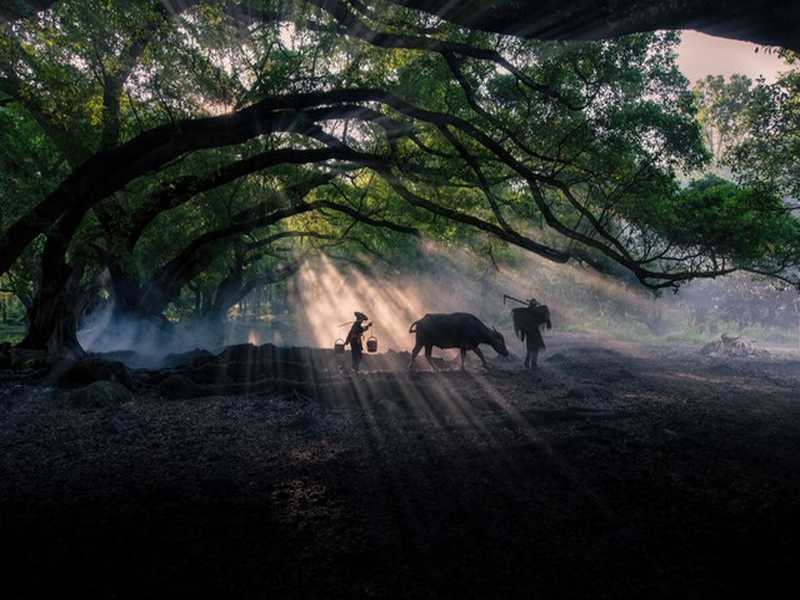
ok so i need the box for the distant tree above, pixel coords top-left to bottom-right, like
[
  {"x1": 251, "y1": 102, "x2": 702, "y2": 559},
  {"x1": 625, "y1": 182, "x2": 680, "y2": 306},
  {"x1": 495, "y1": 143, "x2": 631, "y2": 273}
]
[
  {"x1": 693, "y1": 74, "x2": 754, "y2": 166},
  {"x1": 728, "y1": 51, "x2": 800, "y2": 203}
]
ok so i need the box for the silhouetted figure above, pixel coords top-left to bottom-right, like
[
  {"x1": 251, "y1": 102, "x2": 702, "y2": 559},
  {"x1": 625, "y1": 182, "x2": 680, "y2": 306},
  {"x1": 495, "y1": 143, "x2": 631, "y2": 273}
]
[
  {"x1": 512, "y1": 298, "x2": 552, "y2": 369},
  {"x1": 345, "y1": 311, "x2": 372, "y2": 373}
]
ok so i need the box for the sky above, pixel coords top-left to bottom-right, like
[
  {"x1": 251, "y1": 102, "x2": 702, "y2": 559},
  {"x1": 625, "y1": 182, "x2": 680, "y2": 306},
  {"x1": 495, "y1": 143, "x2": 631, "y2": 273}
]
[{"x1": 677, "y1": 30, "x2": 786, "y2": 85}]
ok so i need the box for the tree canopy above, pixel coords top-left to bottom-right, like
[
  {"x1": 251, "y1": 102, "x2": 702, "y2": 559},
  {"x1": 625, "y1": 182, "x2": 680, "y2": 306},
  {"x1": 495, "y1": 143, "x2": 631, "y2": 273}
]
[{"x1": 1, "y1": 0, "x2": 799, "y2": 354}]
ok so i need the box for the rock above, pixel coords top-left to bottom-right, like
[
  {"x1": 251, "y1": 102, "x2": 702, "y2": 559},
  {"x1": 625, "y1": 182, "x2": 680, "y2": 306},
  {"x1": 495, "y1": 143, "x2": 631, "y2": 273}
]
[
  {"x1": 217, "y1": 343, "x2": 260, "y2": 365},
  {"x1": 55, "y1": 357, "x2": 135, "y2": 389},
  {"x1": 166, "y1": 364, "x2": 232, "y2": 384},
  {"x1": 161, "y1": 348, "x2": 216, "y2": 369},
  {"x1": 98, "y1": 350, "x2": 155, "y2": 369},
  {"x1": 699, "y1": 335, "x2": 770, "y2": 359},
  {"x1": 69, "y1": 381, "x2": 132, "y2": 408},
  {"x1": 160, "y1": 374, "x2": 203, "y2": 399}
]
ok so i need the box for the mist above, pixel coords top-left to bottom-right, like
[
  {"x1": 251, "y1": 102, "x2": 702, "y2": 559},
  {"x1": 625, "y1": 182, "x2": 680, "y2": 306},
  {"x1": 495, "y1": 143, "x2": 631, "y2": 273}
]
[
  {"x1": 77, "y1": 301, "x2": 225, "y2": 368},
  {"x1": 76, "y1": 239, "x2": 800, "y2": 368}
]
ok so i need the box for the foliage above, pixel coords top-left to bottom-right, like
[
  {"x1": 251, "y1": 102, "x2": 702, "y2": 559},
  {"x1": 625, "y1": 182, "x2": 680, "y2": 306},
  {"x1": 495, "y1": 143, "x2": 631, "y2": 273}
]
[
  {"x1": 693, "y1": 74, "x2": 754, "y2": 165},
  {"x1": 726, "y1": 54, "x2": 800, "y2": 203},
  {"x1": 636, "y1": 175, "x2": 800, "y2": 268},
  {"x1": 0, "y1": 0, "x2": 799, "y2": 352}
]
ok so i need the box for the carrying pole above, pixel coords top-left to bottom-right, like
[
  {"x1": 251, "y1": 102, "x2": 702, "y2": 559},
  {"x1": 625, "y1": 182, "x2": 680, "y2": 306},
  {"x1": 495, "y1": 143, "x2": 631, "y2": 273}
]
[{"x1": 503, "y1": 294, "x2": 528, "y2": 306}]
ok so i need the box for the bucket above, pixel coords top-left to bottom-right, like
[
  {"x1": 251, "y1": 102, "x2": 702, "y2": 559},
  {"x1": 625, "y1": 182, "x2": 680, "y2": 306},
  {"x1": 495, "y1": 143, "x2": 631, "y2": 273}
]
[
  {"x1": 366, "y1": 336, "x2": 378, "y2": 353},
  {"x1": 334, "y1": 338, "x2": 345, "y2": 353}
]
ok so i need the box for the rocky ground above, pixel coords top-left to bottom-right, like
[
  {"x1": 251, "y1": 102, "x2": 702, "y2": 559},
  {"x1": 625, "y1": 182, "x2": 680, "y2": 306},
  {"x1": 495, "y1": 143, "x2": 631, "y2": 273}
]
[{"x1": 1, "y1": 333, "x2": 800, "y2": 598}]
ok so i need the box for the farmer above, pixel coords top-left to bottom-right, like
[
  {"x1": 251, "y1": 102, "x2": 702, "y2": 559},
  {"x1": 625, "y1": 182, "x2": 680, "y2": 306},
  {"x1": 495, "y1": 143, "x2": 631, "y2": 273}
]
[
  {"x1": 345, "y1": 311, "x2": 372, "y2": 373},
  {"x1": 511, "y1": 298, "x2": 552, "y2": 369}
]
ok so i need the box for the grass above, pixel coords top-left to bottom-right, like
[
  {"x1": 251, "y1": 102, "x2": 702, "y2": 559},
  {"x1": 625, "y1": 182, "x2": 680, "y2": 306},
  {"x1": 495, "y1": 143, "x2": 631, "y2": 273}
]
[{"x1": 558, "y1": 307, "x2": 800, "y2": 352}]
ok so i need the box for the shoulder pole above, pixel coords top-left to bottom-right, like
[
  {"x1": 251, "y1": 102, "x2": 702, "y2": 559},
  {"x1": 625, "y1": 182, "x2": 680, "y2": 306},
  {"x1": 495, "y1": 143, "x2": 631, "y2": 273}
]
[{"x1": 503, "y1": 294, "x2": 528, "y2": 306}]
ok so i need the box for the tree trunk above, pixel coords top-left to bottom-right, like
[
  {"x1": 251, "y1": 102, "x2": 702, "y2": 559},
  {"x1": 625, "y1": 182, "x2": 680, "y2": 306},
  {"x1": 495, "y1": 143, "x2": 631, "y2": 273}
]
[
  {"x1": 16, "y1": 207, "x2": 91, "y2": 358},
  {"x1": 17, "y1": 262, "x2": 83, "y2": 358},
  {"x1": 106, "y1": 259, "x2": 147, "y2": 322},
  {"x1": 255, "y1": 287, "x2": 261, "y2": 318},
  {"x1": 198, "y1": 266, "x2": 247, "y2": 346},
  {"x1": 196, "y1": 312, "x2": 228, "y2": 348}
]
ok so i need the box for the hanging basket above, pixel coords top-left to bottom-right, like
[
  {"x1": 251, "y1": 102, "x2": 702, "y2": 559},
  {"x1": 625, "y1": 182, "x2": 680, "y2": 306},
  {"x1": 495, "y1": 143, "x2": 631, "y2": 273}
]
[
  {"x1": 366, "y1": 336, "x2": 378, "y2": 353},
  {"x1": 334, "y1": 338, "x2": 345, "y2": 353}
]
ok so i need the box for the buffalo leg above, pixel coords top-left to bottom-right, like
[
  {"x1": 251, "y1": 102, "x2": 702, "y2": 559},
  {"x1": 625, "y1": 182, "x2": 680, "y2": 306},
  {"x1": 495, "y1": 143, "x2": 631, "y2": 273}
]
[
  {"x1": 409, "y1": 343, "x2": 423, "y2": 369},
  {"x1": 425, "y1": 345, "x2": 437, "y2": 370},
  {"x1": 472, "y1": 346, "x2": 489, "y2": 369},
  {"x1": 524, "y1": 350, "x2": 530, "y2": 369},
  {"x1": 460, "y1": 348, "x2": 466, "y2": 370}
]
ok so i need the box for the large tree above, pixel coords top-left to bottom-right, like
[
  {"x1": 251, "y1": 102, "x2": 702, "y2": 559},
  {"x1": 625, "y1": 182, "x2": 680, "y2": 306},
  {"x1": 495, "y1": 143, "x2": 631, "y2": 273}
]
[
  {"x1": 4, "y1": 1, "x2": 799, "y2": 50},
  {"x1": 726, "y1": 52, "x2": 800, "y2": 204},
  {"x1": 2, "y1": 0, "x2": 799, "y2": 355}
]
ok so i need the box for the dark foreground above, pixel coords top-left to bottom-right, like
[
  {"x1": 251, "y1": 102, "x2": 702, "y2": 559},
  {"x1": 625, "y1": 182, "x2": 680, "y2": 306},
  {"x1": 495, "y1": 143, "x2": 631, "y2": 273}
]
[{"x1": 2, "y1": 335, "x2": 800, "y2": 598}]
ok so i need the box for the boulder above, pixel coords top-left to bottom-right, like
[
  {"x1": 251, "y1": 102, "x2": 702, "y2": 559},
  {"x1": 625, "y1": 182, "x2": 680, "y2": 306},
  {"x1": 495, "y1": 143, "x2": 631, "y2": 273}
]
[
  {"x1": 68, "y1": 380, "x2": 132, "y2": 408},
  {"x1": 98, "y1": 350, "x2": 154, "y2": 369},
  {"x1": 55, "y1": 357, "x2": 135, "y2": 389},
  {"x1": 700, "y1": 335, "x2": 770, "y2": 359},
  {"x1": 161, "y1": 348, "x2": 216, "y2": 369},
  {"x1": 160, "y1": 374, "x2": 203, "y2": 399}
]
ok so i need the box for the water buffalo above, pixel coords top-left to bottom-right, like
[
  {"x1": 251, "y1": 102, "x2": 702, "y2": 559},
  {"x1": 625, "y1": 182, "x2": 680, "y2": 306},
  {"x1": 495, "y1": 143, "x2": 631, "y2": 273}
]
[{"x1": 408, "y1": 313, "x2": 509, "y2": 370}]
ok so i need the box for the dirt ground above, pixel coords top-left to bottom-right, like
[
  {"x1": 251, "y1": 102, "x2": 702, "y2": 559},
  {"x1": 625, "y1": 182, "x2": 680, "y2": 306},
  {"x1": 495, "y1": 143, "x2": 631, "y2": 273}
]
[{"x1": 1, "y1": 333, "x2": 800, "y2": 598}]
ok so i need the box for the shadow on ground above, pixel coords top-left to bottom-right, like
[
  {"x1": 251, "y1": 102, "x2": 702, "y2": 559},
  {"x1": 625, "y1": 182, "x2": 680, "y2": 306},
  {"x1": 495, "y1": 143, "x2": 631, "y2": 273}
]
[{"x1": 1, "y1": 334, "x2": 799, "y2": 598}]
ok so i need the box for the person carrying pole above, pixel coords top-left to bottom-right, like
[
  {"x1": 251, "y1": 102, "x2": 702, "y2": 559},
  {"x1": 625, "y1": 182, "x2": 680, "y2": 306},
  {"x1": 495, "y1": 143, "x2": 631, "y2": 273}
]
[
  {"x1": 345, "y1": 311, "x2": 372, "y2": 373},
  {"x1": 505, "y1": 295, "x2": 552, "y2": 369}
]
